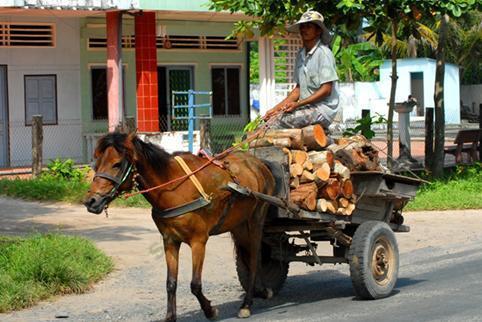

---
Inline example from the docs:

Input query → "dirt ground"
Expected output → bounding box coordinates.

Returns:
[1,197,481,321]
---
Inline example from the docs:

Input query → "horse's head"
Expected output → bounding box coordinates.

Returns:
[84,131,138,214]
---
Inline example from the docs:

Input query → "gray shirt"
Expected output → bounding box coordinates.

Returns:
[293,39,339,122]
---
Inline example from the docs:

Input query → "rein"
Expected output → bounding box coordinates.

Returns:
[121,112,282,199]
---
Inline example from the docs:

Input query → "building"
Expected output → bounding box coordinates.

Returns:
[0,0,256,167]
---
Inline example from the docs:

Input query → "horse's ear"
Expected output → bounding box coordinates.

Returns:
[124,131,138,162]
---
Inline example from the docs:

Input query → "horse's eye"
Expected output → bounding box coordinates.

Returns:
[113,162,122,169]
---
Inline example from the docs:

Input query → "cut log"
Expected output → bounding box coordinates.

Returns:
[313,162,331,182]
[308,150,334,169]
[333,160,350,180]
[302,160,313,171]
[345,203,356,216]
[261,128,304,149]
[316,198,328,212]
[282,147,292,165]
[289,163,304,177]
[336,207,347,216]
[292,150,308,165]
[319,178,340,200]
[338,197,350,208]
[249,137,273,148]
[341,179,354,199]
[299,170,316,183]
[302,124,328,150]
[326,200,338,214]
[290,182,318,211]
[290,176,300,189]
[272,137,293,148]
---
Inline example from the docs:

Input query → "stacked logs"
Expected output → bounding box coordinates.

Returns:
[250,124,381,216]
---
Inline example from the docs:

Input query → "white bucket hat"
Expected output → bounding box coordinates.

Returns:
[287,10,331,45]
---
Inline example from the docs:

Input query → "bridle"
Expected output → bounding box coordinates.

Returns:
[93,158,136,201]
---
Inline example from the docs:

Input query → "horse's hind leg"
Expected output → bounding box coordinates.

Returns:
[163,238,181,322]
[238,202,269,318]
[190,240,218,320]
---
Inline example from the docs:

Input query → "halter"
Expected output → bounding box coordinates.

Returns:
[94,158,135,200]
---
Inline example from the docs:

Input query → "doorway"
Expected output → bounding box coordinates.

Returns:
[157,66,194,131]
[410,72,424,116]
[0,65,9,167]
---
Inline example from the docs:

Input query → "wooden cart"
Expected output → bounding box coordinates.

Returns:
[228,146,422,300]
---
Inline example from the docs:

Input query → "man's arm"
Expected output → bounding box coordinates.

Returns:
[283,81,333,112]
[264,85,300,120]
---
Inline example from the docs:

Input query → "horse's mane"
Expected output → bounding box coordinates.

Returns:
[96,132,171,171]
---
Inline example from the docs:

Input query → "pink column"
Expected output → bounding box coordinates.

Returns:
[135,12,159,133]
[106,11,123,132]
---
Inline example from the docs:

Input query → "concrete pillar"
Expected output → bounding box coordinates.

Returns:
[135,12,159,133]
[258,37,275,116]
[106,11,124,132]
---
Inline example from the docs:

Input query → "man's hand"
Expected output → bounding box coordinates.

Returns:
[282,101,299,112]
[263,107,280,121]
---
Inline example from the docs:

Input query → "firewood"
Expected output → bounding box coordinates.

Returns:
[289,163,304,177]
[333,160,350,180]
[290,176,300,189]
[336,207,347,216]
[290,182,318,211]
[326,200,338,214]
[302,160,313,171]
[316,198,328,212]
[262,128,304,149]
[346,203,356,216]
[292,150,308,165]
[308,150,334,169]
[313,162,331,182]
[299,170,316,183]
[341,179,354,199]
[338,197,350,208]
[249,137,273,148]
[282,147,292,165]
[272,137,293,148]
[319,178,340,200]
[302,124,328,149]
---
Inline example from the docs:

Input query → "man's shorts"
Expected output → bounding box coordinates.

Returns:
[269,105,331,129]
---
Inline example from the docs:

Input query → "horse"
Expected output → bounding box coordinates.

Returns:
[83,131,275,321]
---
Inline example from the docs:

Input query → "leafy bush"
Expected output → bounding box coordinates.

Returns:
[43,158,89,182]
[0,234,113,312]
[343,113,387,139]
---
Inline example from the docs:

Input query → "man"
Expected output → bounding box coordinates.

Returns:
[264,10,339,130]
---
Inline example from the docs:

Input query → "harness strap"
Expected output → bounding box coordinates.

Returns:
[174,156,211,201]
[94,172,122,185]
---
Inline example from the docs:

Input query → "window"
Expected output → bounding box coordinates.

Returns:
[90,66,126,120]
[0,23,55,48]
[24,75,57,125]
[211,67,240,116]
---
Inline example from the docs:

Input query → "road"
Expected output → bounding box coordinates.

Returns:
[1,197,481,322]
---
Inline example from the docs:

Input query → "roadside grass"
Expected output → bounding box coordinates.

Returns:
[0,234,113,313]
[406,163,482,211]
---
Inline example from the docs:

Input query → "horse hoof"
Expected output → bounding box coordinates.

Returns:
[208,307,219,320]
[238,308,251,318]
[265,288,274,299]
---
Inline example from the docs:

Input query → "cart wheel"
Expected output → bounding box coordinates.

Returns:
[236,237,289,298]
[348,221,399,299]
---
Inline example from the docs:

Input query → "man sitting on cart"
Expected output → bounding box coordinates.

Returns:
[264,10,339,130]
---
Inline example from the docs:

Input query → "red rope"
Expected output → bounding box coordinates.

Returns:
[122,112,281,199]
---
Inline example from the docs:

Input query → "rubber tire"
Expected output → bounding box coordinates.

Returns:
[348,221,399,300]
[236,240,289,297]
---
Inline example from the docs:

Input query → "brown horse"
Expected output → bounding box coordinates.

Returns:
[83,131,275,321]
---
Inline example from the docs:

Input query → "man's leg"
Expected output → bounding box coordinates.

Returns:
[269,106,331,129]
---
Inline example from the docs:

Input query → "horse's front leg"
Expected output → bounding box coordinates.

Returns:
[190,240,219,320]
[163,238,181,322]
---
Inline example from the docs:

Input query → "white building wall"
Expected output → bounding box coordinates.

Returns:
[0,16,82,166]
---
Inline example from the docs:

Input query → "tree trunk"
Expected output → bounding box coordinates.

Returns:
[387,19,399,170]
[432,14,448,178]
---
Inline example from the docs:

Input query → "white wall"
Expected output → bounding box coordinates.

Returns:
[461,84,482,116]
[378,58,460,124]
[0,16,82,166]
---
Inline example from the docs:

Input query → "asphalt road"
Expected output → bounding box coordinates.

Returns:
[219,241,482,322]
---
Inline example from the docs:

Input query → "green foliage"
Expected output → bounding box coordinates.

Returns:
[0,176,89,203]
[44,158,89,182]
[343,113,387,139]
[406,163,482,211]
[0,234,113,312]
[243,116,264,132]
